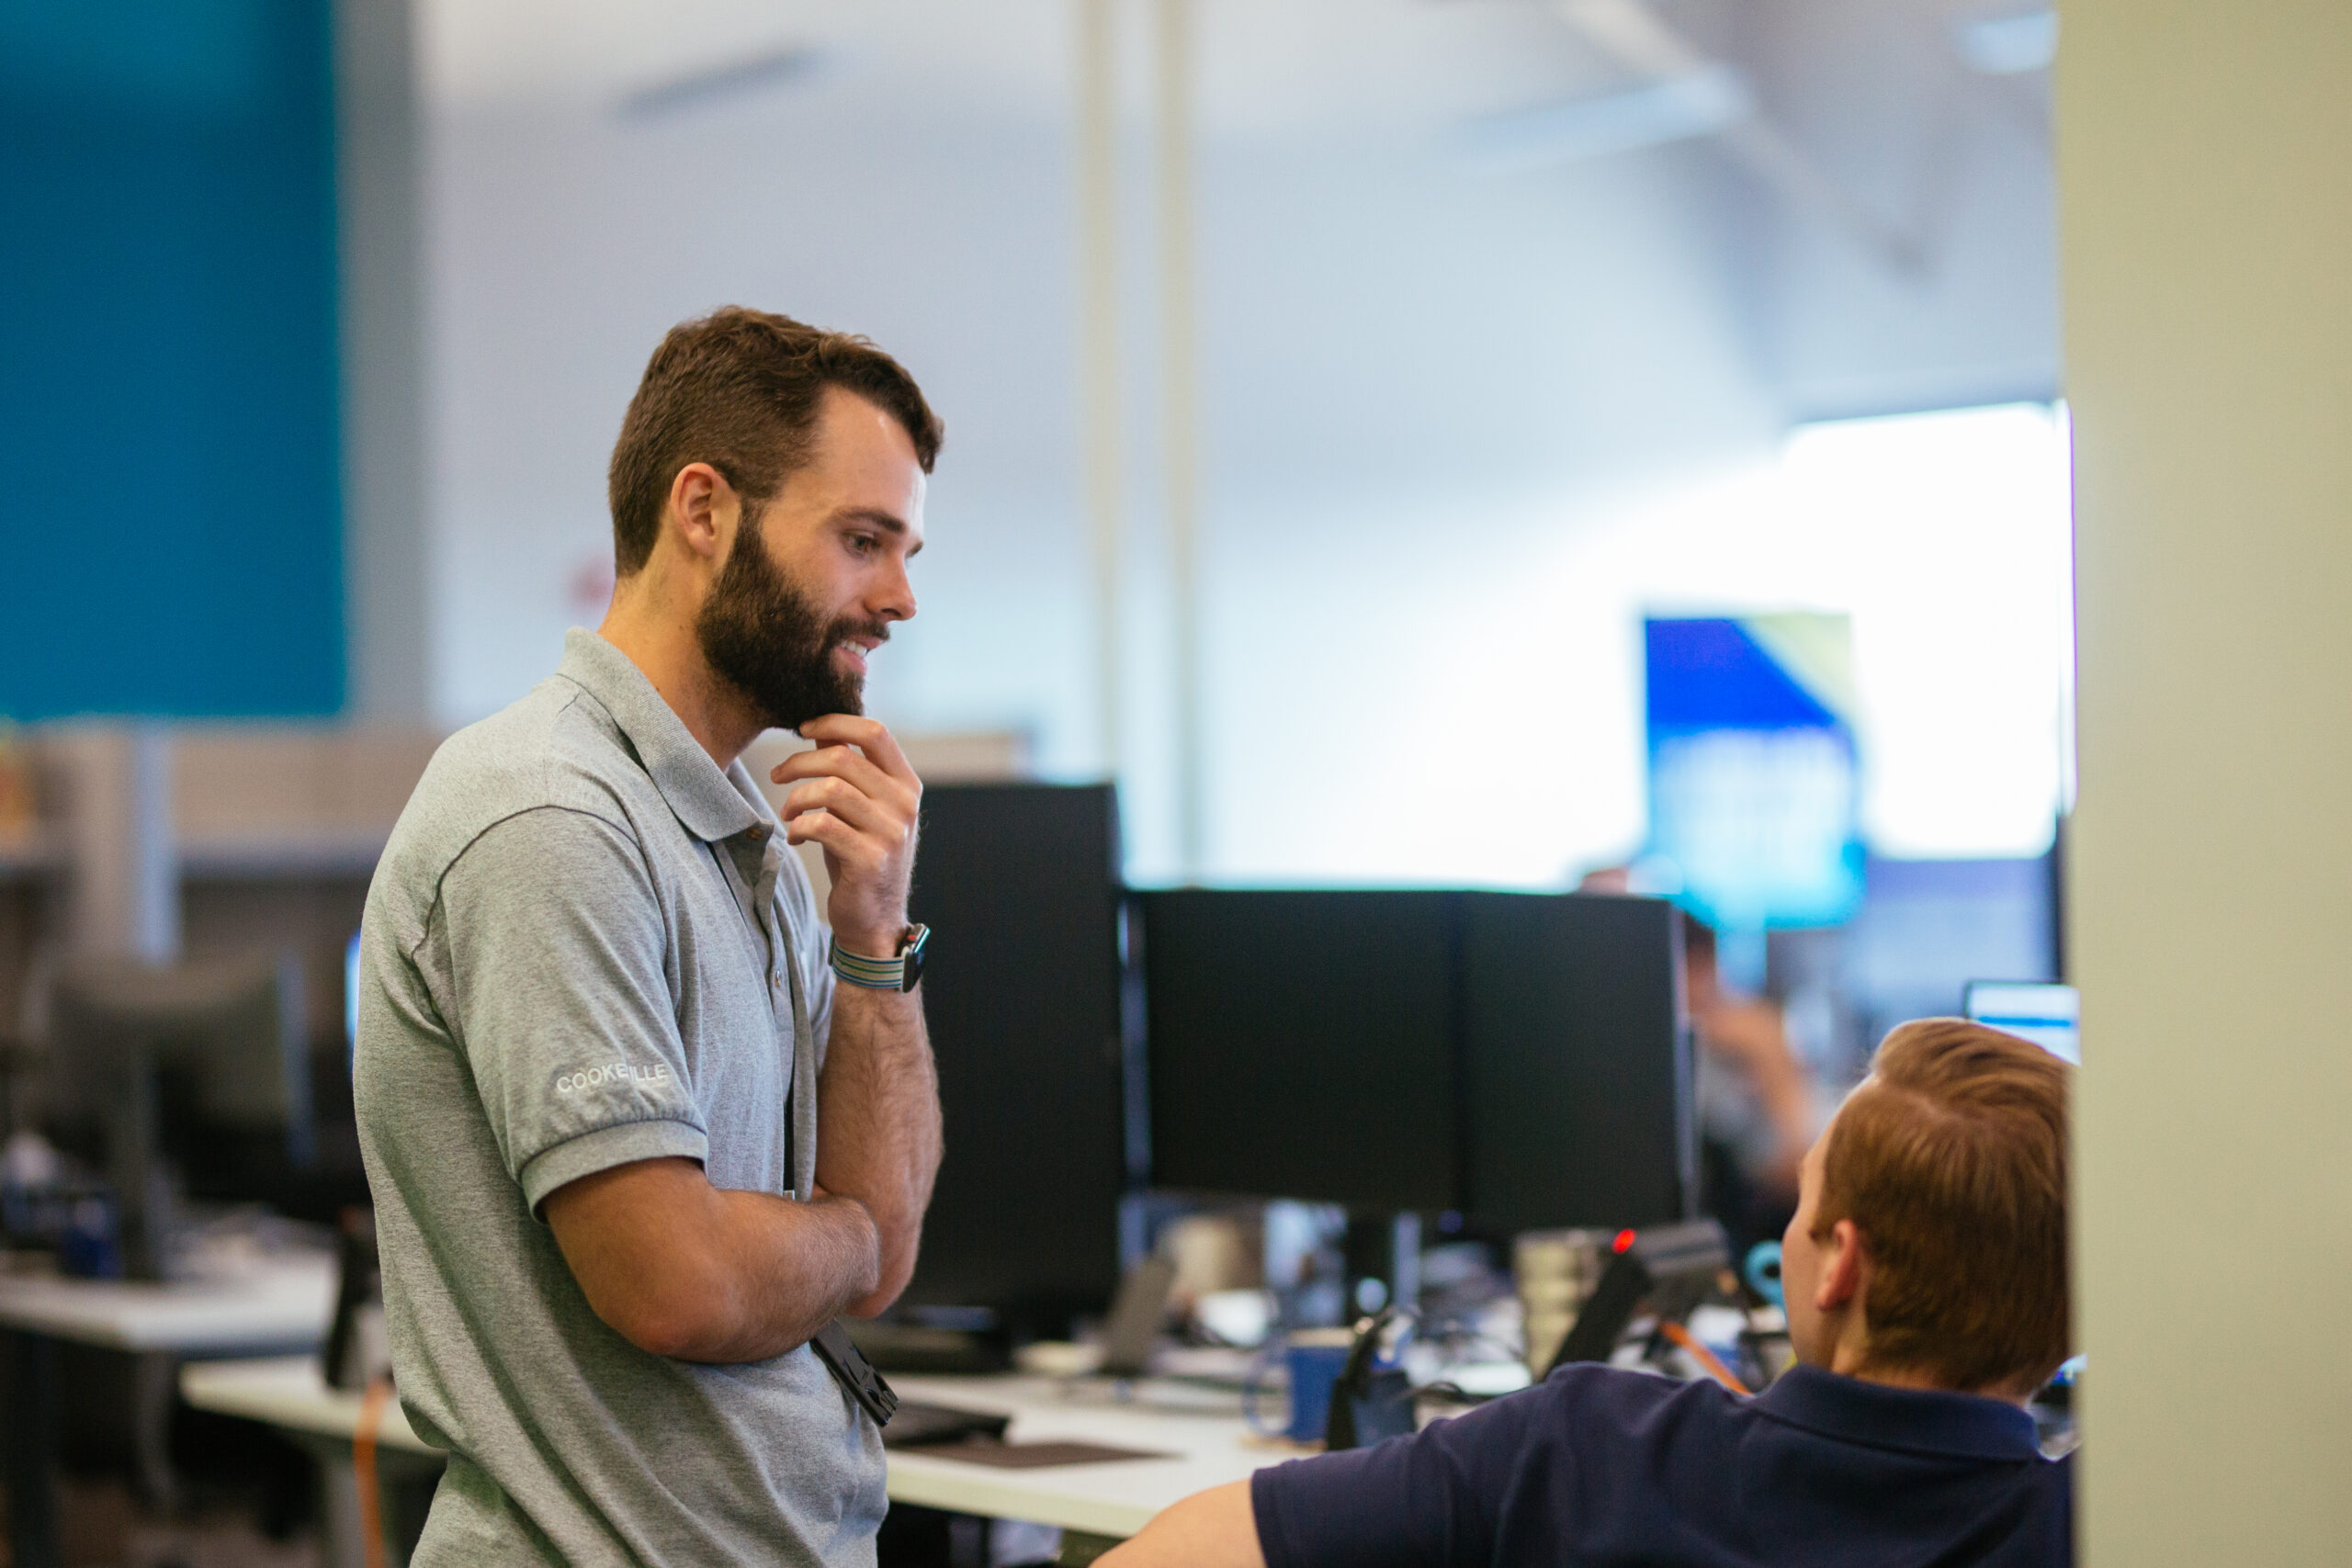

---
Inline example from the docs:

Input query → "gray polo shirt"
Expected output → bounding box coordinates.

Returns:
[354,628,885,1566]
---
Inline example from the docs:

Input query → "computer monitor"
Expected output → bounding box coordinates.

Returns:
[1964,979,2081,1065]
[47,952,311,1279]
[1141,889,1691,1233]
[345,929,362,1061]
[896,784,1128,1333]
[1139,889,1459,1213]
[1458,892,1691,1231]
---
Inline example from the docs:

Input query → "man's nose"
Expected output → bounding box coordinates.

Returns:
[874,558,917,623]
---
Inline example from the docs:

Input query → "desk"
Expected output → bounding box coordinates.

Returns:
[180,1360,1292,1557]
[0,1253,334,1568]
[0,1253,334,1353]
[884,1373,1282,1540]
[182,1358,439,1568]
[180,1356,435,1456]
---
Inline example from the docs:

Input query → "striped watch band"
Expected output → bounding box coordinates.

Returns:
[830,925,928,990]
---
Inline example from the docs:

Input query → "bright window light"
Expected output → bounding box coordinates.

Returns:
[1192,402,2073,888]
[1781,403,2075,859]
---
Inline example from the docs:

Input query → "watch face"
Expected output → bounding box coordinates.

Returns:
[900,926,929,992]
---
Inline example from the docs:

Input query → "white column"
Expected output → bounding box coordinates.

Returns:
[2059,3,2352,1561]
[49,724,177,963]
[1155,0,1203,877]
[1078,0,1124,784]
[336,0,432,720]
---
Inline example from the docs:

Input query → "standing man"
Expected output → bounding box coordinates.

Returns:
[355,308,946,1565]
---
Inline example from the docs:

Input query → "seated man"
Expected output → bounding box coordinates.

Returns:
[1103,1019,2073,1568]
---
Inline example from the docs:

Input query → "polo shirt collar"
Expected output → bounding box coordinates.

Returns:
[1754,1363,2042,1463]
[558,628,772,844]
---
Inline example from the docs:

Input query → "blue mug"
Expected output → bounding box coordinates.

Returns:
[1245,1330,1356,1443]
[60,1194,122,1280]
[1744,1240,1784,1310]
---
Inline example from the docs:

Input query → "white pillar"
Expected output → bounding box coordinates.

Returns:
[50,724,178,963]
[336,0,432,720]
[1078,0,1125,786]
[2059,3,2352,1561]
[1155,0,1203,877]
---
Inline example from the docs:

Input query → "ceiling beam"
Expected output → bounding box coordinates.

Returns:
[1551,0,1923,275]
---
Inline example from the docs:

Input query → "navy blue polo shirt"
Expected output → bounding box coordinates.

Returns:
[1251,1362,2072,1568]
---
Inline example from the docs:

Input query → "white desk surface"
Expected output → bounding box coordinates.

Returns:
[0,1252,334,1353]
[883,1372,1285,1539]
[182,1356,437,1456]
[180,1359,1292,1540]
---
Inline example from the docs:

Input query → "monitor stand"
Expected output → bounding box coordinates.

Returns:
[101,1053,181,1282]
[1340,1211,1421,1317]
[1097,1254,1179,1378]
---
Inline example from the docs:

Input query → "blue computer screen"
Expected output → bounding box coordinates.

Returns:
[1964,980,2080,1065]
[345,930,362,1062]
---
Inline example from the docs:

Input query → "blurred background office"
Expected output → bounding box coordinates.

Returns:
[1,0,2094,1562]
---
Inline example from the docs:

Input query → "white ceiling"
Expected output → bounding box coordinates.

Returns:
[419,0,1632,140]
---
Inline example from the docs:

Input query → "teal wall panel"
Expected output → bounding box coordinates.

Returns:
[0,0,344,718]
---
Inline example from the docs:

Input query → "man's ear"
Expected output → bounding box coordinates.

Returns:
[665,462,740,564]
[1815,1217,1865,1313]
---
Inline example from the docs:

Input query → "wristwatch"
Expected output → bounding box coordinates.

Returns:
[830,924,930,992]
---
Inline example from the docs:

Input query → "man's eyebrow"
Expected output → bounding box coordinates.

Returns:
[834,506,922,555]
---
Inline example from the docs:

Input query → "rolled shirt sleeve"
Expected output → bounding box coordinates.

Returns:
[434,805,708,1213]
[1251,1393,1536,1568]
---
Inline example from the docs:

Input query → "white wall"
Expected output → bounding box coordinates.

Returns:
[409,0,2064,886]
[422,99,1091,754]
[2060,2,2352,1561]
[1186,134,1781,885]
[417,1,1785,886]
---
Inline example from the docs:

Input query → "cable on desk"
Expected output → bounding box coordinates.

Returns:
[355,1372,396,1568]
[1659,1320,1750,1395]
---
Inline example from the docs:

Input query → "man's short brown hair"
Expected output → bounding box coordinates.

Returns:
[1815,1019,2071,1393]
[606,307,944,575]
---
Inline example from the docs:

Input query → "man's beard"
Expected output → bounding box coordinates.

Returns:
[695,525,883,733]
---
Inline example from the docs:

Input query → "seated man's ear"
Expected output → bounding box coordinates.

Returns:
[1814,1218,1867,1313]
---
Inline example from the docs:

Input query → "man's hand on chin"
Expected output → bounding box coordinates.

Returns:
[770,714,922,955]
[770,711,939,1319]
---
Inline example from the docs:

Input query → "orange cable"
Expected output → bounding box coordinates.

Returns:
[354,1372,395,1568]
[1660,1320,1750,1395]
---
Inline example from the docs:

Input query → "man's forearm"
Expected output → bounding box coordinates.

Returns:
[707,1190,881,1359]
[1100,1483,1267,1568]
[548,1158,881,1363]
[815,981,943,1314]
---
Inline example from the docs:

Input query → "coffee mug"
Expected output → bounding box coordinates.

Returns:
[1744,1240,1784,1309]
[1244,1329,1357,1443]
